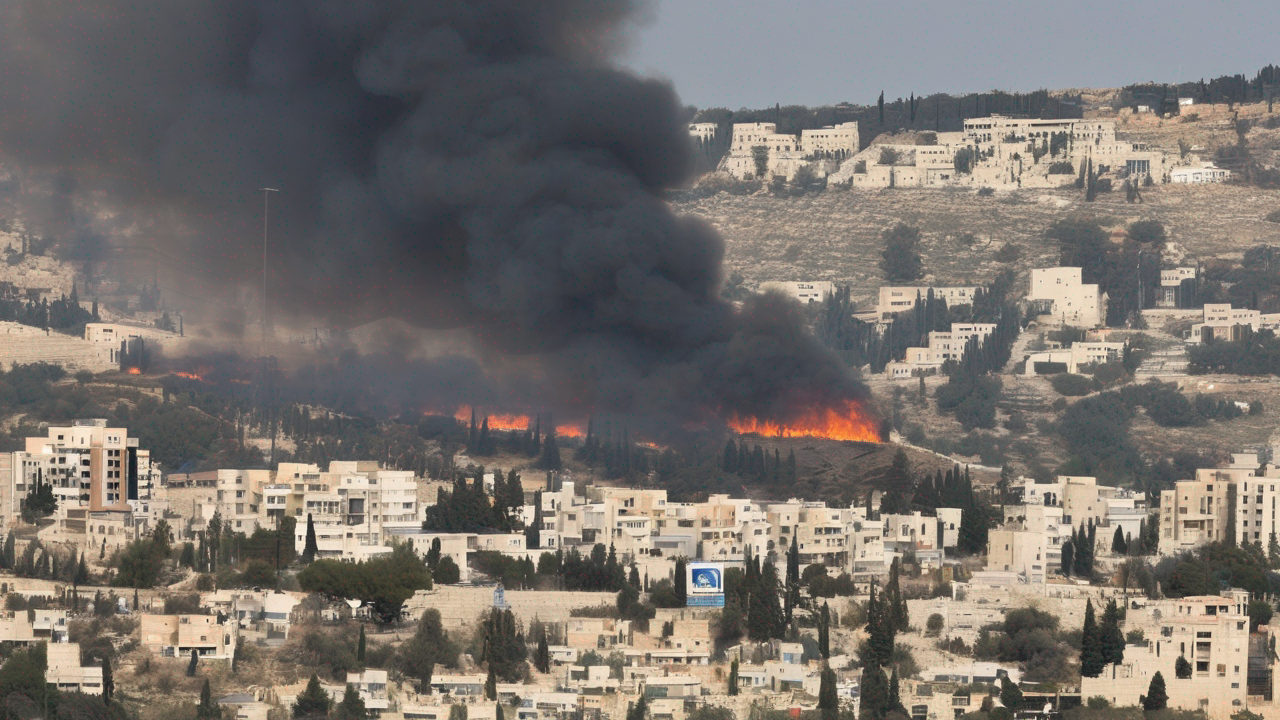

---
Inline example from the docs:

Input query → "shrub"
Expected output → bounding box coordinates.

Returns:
[926,613,945,636]
[994,244,1022,263]
[977,187,995,197]
[1047,161,1074,174]
[1266,210,1280,223]
[1050,374,1094,397]
[879,147,900,165]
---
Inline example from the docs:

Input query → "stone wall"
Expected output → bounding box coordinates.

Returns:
[404,586,617,631]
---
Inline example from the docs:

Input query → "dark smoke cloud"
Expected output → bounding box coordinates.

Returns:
[0,0,873,427]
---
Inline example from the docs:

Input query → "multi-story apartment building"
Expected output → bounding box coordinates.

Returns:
[1,419,155,545]
[1160,453,1280,553]
[292,461,419,560]
[1081,591,1271,720]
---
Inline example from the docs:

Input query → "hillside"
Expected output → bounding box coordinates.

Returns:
[675,182,1280,308]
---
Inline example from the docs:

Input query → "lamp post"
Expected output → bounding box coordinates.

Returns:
[260,187,279,356]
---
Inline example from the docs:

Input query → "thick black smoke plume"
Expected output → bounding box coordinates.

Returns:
[0,0,872,428]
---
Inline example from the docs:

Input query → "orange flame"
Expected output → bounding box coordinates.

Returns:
[173,371,203,381]
[728,400,880,442]
[452,406,586,439]
[126,367,141,375]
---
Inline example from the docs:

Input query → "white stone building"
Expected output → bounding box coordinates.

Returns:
[1027,267,1106,327]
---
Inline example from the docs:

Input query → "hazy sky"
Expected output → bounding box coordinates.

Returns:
[620,0,1280,110]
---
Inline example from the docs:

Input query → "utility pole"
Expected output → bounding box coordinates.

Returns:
[260,188,278,357]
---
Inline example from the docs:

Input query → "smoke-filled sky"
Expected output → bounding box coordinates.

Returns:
[620,0,1280,109]
[0,0,873,429]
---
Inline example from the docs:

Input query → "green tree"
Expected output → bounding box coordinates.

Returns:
[1080,600,1104,677]
[294,674,332,718]
[302,513,318,564]
[1175,655,1192,679]
[747,558,785,641]
[880,224,924,282]
[1143,671,1168,710]
[859,660,889,720]
[627,694,649,720]
[1000,676,1023,711]
[357,624,366,663]
[478,608,528,682]
[1100,599,1125,667]
[728,658,740,696]
[785,536,800,624]
[196,678,220,720]
[534,626,551,674]
[297,543,432,623]
[449,706,468,720]
[400,608,457,691]
[334,684,368,720]
[485,665,497,700]
[751,146,770,178]
[1112,526,1128,554]
[0,643,50,708]
[818,665,839,719]
[674,557,687,606]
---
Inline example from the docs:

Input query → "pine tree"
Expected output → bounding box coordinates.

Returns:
[302,513,318,564]
[335,684,368,720]
[728,658,740,695]
[1143,672,1168,710]
[1080,600,1104,677]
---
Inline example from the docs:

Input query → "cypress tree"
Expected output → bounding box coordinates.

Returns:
[674,557,687,605]
[187,649,199,677]
[728,658,740,696]
[785,536,800,624]
[1100,599,1125,666]
[357,624,366,662]
[819,665,839,719]
[1080,600,1104,677]
[196,678,219,720]
[1112,525,1127,554]
[535,627,551,674]
[818,602,831,659]
[1000,675,1022,711]
[889,666,903,714]
[626,695,648,720]
[485,665,497,700]
[859,660,889,720]
[302,513,318,564]
[1060,539,1074,577]
[1143,672,1168,710]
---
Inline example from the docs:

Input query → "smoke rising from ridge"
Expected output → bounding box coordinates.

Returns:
[0,0,874,429]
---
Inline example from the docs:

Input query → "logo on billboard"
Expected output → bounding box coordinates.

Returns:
[687,562,725,607]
